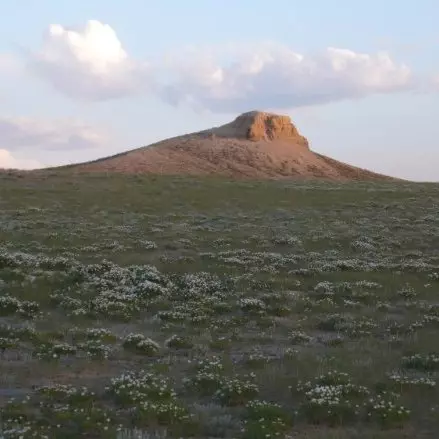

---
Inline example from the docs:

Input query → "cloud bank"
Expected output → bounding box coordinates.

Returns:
[28,20,414,112]
[160,44,412,112]
[0,116,107,151]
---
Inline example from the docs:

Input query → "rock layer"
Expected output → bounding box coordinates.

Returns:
[210,111,309,147]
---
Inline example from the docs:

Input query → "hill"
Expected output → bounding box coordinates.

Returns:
[63,111,397,181]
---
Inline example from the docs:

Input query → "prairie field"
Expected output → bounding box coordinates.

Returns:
[0,171,439,438]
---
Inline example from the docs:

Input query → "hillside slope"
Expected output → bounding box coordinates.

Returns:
[64,111,397,181]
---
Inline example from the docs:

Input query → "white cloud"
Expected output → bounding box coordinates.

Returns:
[28,20,414,111]
[0,116,107,151]
[159,43,413,112]
[0,53,22,74]
[0,149,42,170]
[30,20,153,100]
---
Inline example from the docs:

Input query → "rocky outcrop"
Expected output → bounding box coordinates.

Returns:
[210,111,309,147]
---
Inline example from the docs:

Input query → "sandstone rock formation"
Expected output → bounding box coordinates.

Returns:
[210,111,309,146]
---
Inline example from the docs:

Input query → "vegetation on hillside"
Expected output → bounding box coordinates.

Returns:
[0,172,438,438]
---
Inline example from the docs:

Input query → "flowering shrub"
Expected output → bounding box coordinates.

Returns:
[156,310,187,322]
[51,261,170,321]
[0,337,20,353]
[423,314,439,327]
[91,292,140,321]
[36,383,96,405]
[243,350,273,368]
[242,400,292,439]
[341,317,378,338]
[0,385,118,438]
[107,370,177,405]
[0,324,37,341]
[0,295,23,315]
[365,394,410,427]
[77,340,113,359]
[316,314,349,332]
[215,374,259,406]
[397,285,417,299]
[387,372,436,389]
[289,330,313,345]
[69,327,117,343]
[139,240,158,250]
[184,356,225,396]
[185,369,223,396]
[283,347,299,358]
[294,370,412,428]
[299,384,362,425]
[34,342,76,360]
[209,335,232,350]
[134,400,192,427]
[238,298,266,314]
[164,334,193,350]
[122,334,160,356]
[296,371,369,426]
[402,354,439,371]
[106,370,195,431]
[0,295,40,319]
[272,235,302,246]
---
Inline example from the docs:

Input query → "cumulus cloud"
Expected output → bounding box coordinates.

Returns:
[0,117,107,151]
[0,149,42,170]
[159,43,413,112]
[30,20,152,100]
[28,20,413,111]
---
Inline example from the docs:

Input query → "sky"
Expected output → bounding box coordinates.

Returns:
[0,0,438,181]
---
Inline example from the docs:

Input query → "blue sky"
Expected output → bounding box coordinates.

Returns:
[0,0,438,180]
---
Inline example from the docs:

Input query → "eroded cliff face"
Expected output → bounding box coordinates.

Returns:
[211,111,309,148]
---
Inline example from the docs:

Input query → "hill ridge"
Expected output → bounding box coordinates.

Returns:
[52,111,399,181]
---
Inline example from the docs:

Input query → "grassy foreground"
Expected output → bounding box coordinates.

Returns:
[0,171,438,438]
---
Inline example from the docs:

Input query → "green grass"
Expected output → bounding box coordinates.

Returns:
[0,170,438,438]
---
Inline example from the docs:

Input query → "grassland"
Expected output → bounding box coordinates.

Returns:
[0,171,438,438]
